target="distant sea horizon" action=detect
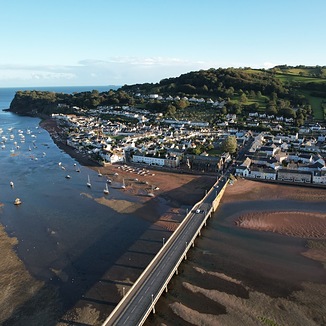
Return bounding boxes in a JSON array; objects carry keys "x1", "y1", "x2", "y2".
[{"x1": 0, "y1": 85, "x2": 120, "y2": 93}]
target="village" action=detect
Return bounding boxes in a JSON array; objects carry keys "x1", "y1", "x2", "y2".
[{"x1": 51, "y1": 93, "x2": 326, "y2": 187}]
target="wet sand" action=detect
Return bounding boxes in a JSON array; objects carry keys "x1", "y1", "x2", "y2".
[{"x1": 145, "y1": 179, "x2": 326, "y2": 326}]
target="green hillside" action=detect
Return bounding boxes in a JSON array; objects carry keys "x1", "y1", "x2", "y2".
[{"x1": 9, "y1": 66, "x2": 326, "y2": 125}]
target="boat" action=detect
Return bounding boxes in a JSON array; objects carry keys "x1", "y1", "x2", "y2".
[
  {"x1": 106, "y1": 178, "x2": 112, "y2": 184},
  {"x1": 87, "y1": 175, "x2": 91, "y2": 187},
  {"x1": 14, "y1": 198, "x2": 22, "y2": 205},
  {"x1": 103, "y1": 183, "x2": 109, "y2": 194},
  {"x1": 147, "y1": 185, "x2": 155, "y2": 197},
  {"x1": 65, "y1": 175, "x2": 71, "y2": 179},
  {"x1": 121, "y1": 178, "x2": 126, "y2": 189},
  {"x1": 10, "y1": 181, "x2": 14, "y2": 188},
  {"x1": 98, "y1": 170, "x2": 103, "y2": 177}
]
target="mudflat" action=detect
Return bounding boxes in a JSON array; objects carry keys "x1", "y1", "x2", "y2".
[{"x1": 145, "y1": 179, "x2": 326, "y2": 326}]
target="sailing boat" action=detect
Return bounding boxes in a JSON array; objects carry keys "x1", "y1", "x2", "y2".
[
  {"x1": 87, "y1": 175, "x2": 91, "y2": 187},
  {"x1": 121, "y1": 178, "x2": 126, "y2": 189},
  {"x1": 103, "y1": 183, "x2": 109, "y2": 194},
  {"x1": 98, "y1": 169, "x2": 103, "y2": 177},
  {"x1": 147, "y1": 185, "x2": 155, "y2": 197}
]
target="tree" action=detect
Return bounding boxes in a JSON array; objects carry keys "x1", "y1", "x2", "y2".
[
  {"x1": 221, "y1": 136, "x2": 237, "y2": 154},
  {"x1": 240, "y1": 93, "x2": 248, "y2": 103}
]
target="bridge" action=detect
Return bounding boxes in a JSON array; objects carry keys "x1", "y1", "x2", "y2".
[{"x1": 102, "y1": 176, "x2": 229, "y2": 326}]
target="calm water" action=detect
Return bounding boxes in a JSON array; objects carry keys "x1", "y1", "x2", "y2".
[{"x1": 0, "y1": 86, "x2": 159, "y2": 311}]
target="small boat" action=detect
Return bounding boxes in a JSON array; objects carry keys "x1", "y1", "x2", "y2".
[
  {"x1": 121, "y1": 178, "x2": 126, "y2": 189},
  {"x1": 65, "y1": 175, "x2": 71, "y2": 179},
  {"x1": 14, "y1": 198, "x2": 22, "y2": 205},
  {"x1": 147, "y1": 185, "x2": 155, "y2": 197},
  {"x1": 87, "y1": 175, "x2": 91, "y2": 187},
  {"x1": 106, "y1": 178, "x2": 112, "y2": 184},
  {"x1": 10, "y1": 181, "x2": 14, "y2": 188},
  {"x1": 75, "y1": 168, "x2": 80, "y2": 172},
  {"x1": 98, "y1": 170, "x2": 103, "y2": 177},
  {"x1": 103, "y1": 183, "x2": 109, "y2": 194}
]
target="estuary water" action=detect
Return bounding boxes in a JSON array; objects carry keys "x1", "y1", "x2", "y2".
[{"x1": 0, "y1": 86, "x2": 157, "y2": 311}]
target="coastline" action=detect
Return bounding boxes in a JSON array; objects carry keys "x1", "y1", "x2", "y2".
[
  {"x1": 2, "y1": 117, "x2": 325, "y2": 325},
  {"x1": 1, "y1": 116, "x2": 218, "y2": 326}
]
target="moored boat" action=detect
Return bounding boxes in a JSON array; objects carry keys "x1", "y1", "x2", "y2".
[
  {"x1": 14, "y1": 198, "x2": 22, "y2": 205},
  {"x1": 103, "y1": 183, "x2": 109, "y2": 194},
  {"x1": 87, "y1": 175, "x2": 91, "y2": 187}
]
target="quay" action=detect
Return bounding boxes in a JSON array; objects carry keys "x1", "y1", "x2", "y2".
[{"x1": 102, "y1": 175, "x2": 229, "y2": 326}]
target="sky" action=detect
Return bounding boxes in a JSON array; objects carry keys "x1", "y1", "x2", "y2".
[{"x1": 0, "y1": 0, "x2": 325, "y2": 87}]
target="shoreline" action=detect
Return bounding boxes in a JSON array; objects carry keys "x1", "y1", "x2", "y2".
[{"x1": 2, "y1": 118, "x2": 324, "y2": 325}]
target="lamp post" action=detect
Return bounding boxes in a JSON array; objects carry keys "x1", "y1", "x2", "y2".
[{"x1": 162, "y1": 237, "x2": 165, "y2": 246}]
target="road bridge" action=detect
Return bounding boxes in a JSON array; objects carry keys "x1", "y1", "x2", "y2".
[{"x1": 102, "y1": 176, "x2": 229, "y2": 326}]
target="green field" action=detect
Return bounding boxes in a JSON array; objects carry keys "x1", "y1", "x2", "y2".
[{"x1": 274, "y1": 73, "x2": 326, "y2": 84}]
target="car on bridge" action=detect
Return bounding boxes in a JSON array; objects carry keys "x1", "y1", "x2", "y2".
[{"x1": 195, "y1": 208, "x2": 201, "y2": 213}]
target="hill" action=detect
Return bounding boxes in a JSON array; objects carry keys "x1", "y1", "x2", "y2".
[{"x1": 9, "y1": 66, "x2": 326, "y2": 125}]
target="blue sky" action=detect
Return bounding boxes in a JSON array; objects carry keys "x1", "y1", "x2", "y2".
[{"x1": 0, "y1": 0, "x2": 325, "y2": 87}]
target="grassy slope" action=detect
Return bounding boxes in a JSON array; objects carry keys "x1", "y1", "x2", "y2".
[{"x1": 272, "y1": 70, "x2": 326, "y2": 120}]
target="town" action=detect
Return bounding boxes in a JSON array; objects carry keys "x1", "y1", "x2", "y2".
[{"x1": 51, "y1": 92, "x2": 326, "y2": 187}]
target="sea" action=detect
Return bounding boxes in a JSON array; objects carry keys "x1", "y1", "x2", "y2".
[{"x1": 0, "y1": 86, "x2": 162, "y2": 316}]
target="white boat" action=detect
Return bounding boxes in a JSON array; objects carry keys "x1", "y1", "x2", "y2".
[
  {"x1": 103, "y1": 183, "x2": 109, "y2": 194},
  {"x1": 147, "y1": 185, "x2": 155, "y2": 197},
  {"x1": 87, "y1": 175, "x2": 91, "y2": 187},
  {"x1": 10, "y1": 181, "x2": 14, "y2": 188},
  {"x1": 98, "y1": 170, "x2": 103, "y2": 177},
  {"x1": 121, "y1": 178, "x2": 126, "y2": 189},
  {"x1": 14, "y1": 198, "x2": 22, "y2": 205},
  {"x1": 65, "y1": 175, "x2": 71, "y2": 179}
]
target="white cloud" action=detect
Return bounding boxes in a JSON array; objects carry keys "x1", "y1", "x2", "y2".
[
  {"x1": 262, "y1": 61, "x2": 279, "y2": 69},
  {"x1": 0, "y1": 56, "x2": 229, "y2": 86}
]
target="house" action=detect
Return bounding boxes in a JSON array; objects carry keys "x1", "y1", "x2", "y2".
[
  {"x1": 248, "y1": 167, "x2": 276, "y2": 180},
  {"x1": 235, "y1": 157, "x2": 251, "y2": 177},
  {"x1": 313, "y1": 170, "x2": 326, "y2": 184},
  {"x1": 277, "y1": 169, "x2": 312, "y2": 183}
]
